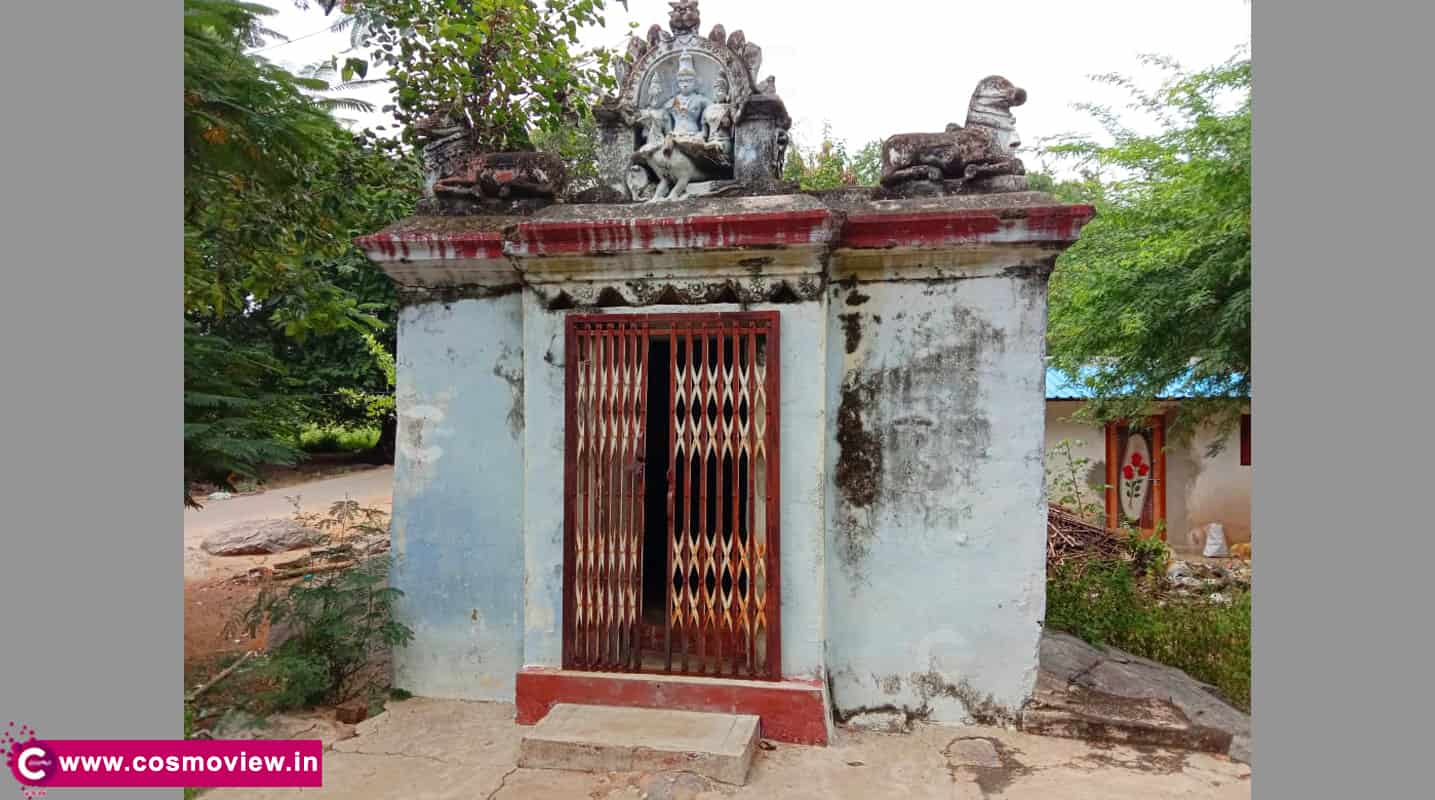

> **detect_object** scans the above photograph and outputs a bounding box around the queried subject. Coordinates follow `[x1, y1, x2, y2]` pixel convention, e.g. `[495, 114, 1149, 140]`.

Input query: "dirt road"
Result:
[183, 466, 394, 580]
[183, 466, 395, 679]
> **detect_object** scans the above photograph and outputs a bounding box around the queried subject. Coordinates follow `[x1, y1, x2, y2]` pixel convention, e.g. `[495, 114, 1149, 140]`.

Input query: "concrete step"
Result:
[518, 703, 760, 785]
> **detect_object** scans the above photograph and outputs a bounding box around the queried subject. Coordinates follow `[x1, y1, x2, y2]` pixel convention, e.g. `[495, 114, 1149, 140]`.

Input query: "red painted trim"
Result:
[1104, 422, 1119, 531]
[355, 204, 1094, 262]
[353, 231, 506, 261]
[840, 204, 1095, 250]
[1107, 416, 1167, 538]
[515, 668, 828, 745]
[1152, 415, 1167, 541]
[512, 210, 835, 256]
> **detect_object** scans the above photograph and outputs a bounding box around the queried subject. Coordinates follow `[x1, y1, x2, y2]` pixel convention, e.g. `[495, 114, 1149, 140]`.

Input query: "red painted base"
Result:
[515, 668, 829, 745]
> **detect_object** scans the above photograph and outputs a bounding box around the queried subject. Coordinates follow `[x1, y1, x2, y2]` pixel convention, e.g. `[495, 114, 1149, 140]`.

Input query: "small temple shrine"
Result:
[358, 0, 1094, 744]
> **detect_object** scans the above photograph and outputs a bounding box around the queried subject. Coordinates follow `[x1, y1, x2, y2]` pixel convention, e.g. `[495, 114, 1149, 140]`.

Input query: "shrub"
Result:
[1043, 439, 1249, 711]
[298, 425, 381, 453]
[1046, 557, 1251, 711]
[238, 503, 411, 710]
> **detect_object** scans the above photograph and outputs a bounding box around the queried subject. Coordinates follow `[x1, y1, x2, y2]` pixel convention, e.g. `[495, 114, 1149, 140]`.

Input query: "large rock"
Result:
[200, 518, 320, 556]
[1024, 630, 1252, 765]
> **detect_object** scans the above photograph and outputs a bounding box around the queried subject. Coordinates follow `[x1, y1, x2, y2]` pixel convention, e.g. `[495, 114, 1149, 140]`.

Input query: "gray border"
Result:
[1254, 1, 1435, 796]
[0, 0, 179, 796]
[3, 1, 1434, 797]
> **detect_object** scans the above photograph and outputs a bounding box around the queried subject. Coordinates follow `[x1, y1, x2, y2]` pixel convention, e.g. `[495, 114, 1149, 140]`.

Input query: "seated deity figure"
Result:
[667, 58, 709, 137]
[632, 53, 733, 202]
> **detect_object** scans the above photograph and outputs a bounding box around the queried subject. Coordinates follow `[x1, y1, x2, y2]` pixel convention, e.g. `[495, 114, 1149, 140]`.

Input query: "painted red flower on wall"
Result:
[1119, 436, 1155, 527]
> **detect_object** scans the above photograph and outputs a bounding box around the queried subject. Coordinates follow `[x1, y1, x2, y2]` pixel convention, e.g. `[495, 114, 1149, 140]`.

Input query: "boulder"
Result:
[1025, 630, 1251, 765]
[201, 519, 320, 556]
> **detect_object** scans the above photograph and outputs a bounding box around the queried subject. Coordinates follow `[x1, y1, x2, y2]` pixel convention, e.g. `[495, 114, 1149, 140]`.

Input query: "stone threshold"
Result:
[514, 667, 829, 746]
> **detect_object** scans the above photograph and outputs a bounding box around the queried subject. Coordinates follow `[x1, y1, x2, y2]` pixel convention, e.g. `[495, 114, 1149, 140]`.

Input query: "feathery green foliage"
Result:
[1043, 50, 1251, 444]
[183, 321, 304, 505]
[183, 0, 420, 500]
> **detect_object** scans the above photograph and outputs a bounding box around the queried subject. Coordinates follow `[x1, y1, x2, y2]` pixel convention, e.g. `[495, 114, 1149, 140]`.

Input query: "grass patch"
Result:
[1046, 558, 1251, 711]
[298, 425, 380, 454]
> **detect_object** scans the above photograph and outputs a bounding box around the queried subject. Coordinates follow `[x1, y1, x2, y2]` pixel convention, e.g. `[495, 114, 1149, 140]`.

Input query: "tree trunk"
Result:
[361, 414, 397, 465]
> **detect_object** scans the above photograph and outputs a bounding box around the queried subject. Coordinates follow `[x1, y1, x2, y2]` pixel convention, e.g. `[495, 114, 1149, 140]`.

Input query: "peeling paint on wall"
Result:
[390, 296, 526, 702]
[825, 274, 1049, 725]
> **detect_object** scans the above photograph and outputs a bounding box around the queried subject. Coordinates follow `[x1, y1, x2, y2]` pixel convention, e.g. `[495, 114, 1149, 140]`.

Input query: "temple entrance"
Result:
[562, 312, 781, 680]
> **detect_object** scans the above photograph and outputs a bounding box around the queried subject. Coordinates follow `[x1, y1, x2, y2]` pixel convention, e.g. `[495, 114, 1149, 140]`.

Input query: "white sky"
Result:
[253, 0, 1249, 174]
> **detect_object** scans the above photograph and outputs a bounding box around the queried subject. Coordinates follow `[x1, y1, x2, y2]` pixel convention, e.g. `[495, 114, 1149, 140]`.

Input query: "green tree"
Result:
[782, 123, 882, 191]
[318, 0, 616, 150]
[184, 321, 304, 506]
[1042, 50, 1251, 445]
[184, 0, 420, 501]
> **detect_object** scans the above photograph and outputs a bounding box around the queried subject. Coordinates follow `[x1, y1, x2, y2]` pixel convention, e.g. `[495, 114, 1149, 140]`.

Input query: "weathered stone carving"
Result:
[413, 110, 567, 213]
[632, 54, 737, 201]
[880, 76, 1030, 195]
[594, 0, 791, 202]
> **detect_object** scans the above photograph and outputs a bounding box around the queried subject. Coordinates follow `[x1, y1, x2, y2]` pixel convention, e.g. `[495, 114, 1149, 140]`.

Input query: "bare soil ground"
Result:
[184, 577, 267, 683]
[183, 466, 394, 697]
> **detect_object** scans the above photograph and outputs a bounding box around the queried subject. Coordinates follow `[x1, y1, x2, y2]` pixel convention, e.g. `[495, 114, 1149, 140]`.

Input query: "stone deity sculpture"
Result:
[632, 53, 734, 202]
[703, 77, 735, 160]
[595, 0, 790, 202]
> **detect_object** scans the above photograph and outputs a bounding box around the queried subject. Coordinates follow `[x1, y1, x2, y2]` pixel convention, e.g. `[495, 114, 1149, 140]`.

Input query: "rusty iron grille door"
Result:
[563, 312, 781, 680]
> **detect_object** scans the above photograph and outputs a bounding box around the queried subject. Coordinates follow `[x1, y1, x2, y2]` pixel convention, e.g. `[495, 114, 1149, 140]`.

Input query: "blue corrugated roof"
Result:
[1045, 367, 1246, 401]
[1046, 367, 1099, 400]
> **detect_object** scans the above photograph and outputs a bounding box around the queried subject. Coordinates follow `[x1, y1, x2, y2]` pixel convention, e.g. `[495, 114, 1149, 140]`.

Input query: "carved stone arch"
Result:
[617, 36, 754, 122]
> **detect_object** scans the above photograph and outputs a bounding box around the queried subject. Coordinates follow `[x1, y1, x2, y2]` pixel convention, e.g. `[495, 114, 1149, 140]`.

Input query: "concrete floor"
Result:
[209, 697, 1251, 800]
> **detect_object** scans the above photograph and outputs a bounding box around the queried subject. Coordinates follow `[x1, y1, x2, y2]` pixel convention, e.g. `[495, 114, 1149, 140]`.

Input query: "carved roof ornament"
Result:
[668, 0, 701, 36]
[598, 1, 788, 202]
[613, 0, 773, 125]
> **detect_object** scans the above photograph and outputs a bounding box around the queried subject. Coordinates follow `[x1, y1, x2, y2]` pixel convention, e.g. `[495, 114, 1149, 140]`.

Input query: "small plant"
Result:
[237, 502, 411, 711]
[1046, 438, 1106, 522]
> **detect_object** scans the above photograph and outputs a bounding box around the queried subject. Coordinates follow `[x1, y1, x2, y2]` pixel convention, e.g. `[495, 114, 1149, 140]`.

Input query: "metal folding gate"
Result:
[562, 312, 781, 679]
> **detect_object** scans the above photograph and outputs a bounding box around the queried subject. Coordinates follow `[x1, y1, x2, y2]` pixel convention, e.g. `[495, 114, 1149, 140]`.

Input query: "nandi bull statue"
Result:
[880, 75, 1030, 195]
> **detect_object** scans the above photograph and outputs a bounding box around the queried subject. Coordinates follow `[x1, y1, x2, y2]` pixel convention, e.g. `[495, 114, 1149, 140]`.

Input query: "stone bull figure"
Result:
[880, 76, 1028, 191]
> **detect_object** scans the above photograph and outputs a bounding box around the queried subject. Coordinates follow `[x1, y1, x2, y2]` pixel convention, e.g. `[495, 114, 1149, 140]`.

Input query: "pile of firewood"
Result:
[242, 535, 390, 583]
[1047, 503, 1129, 573]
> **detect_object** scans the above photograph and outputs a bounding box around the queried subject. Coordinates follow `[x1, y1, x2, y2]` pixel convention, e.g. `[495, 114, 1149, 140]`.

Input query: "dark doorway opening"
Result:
[641, 339, 670, 640]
